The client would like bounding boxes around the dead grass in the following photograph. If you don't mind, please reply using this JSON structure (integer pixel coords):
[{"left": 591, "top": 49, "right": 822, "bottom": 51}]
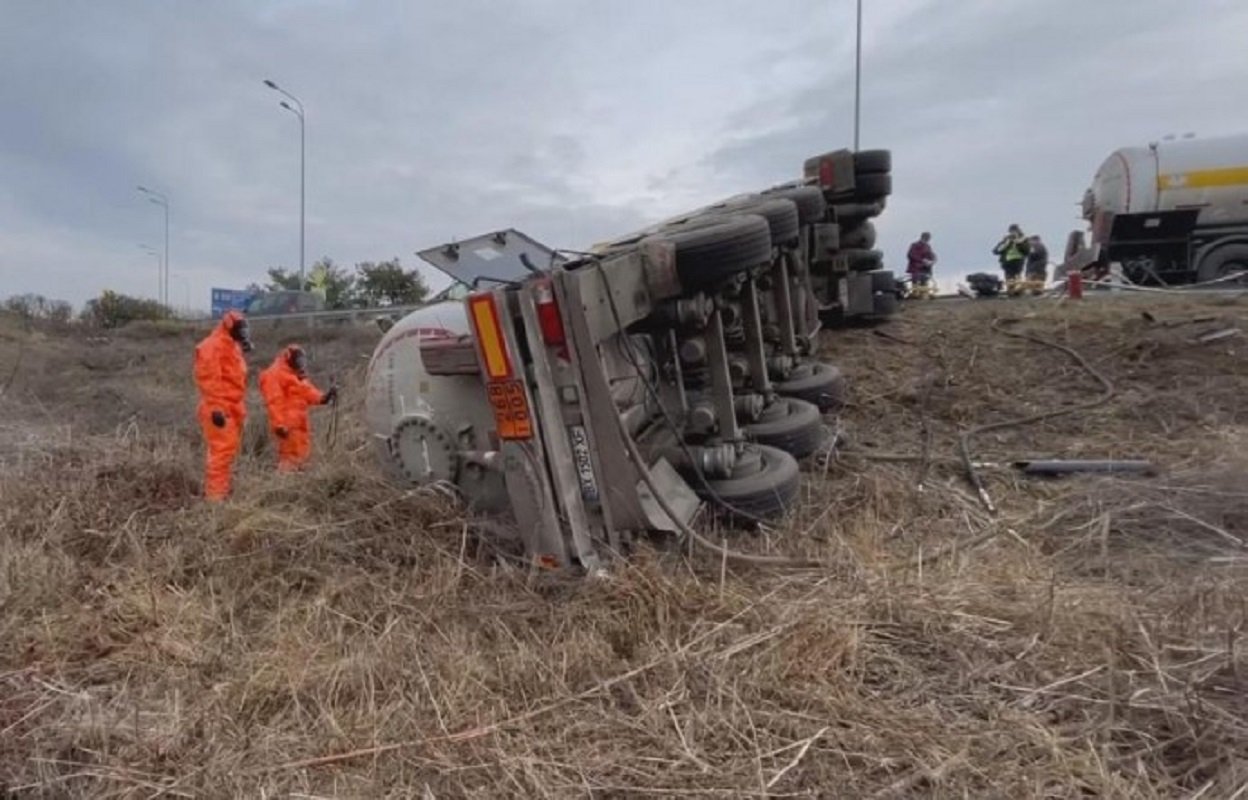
[{"left": 1, "top": 296, "right": 1247, "bottom": 797}]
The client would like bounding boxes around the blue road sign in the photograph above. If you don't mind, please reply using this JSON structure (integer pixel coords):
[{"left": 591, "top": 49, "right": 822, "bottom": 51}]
[{"left": 210, "top": 288, "right": 255, "bottom": 319}]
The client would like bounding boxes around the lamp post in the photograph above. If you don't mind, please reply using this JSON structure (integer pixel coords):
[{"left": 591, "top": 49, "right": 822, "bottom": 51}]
[
  {"left": 136, "top": 186, "right": 169, "bottom": 305},
  {"left": 139, "top": 244, "right": 161, "bottom": 301},
  {"left": 264, "top": 78, "right": 306, "bottom": 286},
  {"left": 853, "top": 0, "right": 863, "bottom": 151}
]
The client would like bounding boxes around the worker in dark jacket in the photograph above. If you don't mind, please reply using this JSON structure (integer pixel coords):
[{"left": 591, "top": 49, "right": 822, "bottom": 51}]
[
  {"left": 1024, "top": 235, "right": 1049, "bottom": 294},
  {"left": 992, "top": 224, "right": 1030, "bottom": 296},
  {"left": 906, "top": 232, "right": 937, "bottom": 299}
]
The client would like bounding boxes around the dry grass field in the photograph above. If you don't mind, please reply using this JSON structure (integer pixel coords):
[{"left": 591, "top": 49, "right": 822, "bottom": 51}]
[{"left": 1, "top": 293, "right": 1246, "bottom": 798}]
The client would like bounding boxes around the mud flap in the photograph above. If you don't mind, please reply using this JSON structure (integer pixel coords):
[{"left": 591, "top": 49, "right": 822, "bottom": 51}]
[{"left": 635, "top": 457, "right": 701, "bottom": 533}]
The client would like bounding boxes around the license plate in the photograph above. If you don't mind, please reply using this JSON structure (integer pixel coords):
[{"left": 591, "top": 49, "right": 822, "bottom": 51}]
[{"left": 568, "top": 424, "right": 599, "bottom": 502}]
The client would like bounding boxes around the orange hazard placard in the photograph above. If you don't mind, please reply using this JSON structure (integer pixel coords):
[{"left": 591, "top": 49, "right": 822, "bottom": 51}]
[{"left": 487, "top": 380, "right": 534, "bottom": 440}]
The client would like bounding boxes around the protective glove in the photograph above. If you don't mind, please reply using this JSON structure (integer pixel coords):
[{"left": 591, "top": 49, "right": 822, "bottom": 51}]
[
  {"left": 322, "top": 386, "right": 339, "bottom": 406},
  {"left": 275, "top": 426, "right": 289, "bottom": 439},
  {"left": 211, "top": 410, "right": 226, "bottom": 429}
]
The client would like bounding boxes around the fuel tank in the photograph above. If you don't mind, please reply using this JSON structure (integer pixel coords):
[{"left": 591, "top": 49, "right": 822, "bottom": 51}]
[
  {"left": 363, "top": 301, "right": 509, "bottom": 511},
  {"left": 1085, "top": 133, "right": 1248, "bottom": 231}
]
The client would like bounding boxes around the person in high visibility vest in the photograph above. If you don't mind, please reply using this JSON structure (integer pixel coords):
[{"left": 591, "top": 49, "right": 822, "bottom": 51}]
[
  {"left": 992, "top": 224, "right": 1031, "bottom": 296},
  {"left": 307, "top": 261, "right": 329, "bottom": 305}
]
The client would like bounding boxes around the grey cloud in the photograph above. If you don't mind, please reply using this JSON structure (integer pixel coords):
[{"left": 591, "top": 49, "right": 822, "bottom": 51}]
[
  {"left": 1, "top": 0, "right": 1245, "bottom": 306},
  {"left": 696, "top": 0, "right": 1248, "bottom": 282}
]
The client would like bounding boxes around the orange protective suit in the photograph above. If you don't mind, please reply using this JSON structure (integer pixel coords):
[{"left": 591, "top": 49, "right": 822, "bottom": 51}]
[
  {"left": 258, "top": 345, "right": 326, "bottom": 471},
  {"left": 194, "top": 311, "right": 249, "bottom": 500}
]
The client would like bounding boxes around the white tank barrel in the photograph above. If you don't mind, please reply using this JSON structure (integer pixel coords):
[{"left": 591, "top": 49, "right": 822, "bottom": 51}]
[
  {"left": 1087, "top": 133, "right": 1248, "bottom": 227},
  {"left": 1074, "top": 133, "right": 1248, "bottom": 285},
  {"left": 364, "top": 301, "right": 510, "bottom": 512}
]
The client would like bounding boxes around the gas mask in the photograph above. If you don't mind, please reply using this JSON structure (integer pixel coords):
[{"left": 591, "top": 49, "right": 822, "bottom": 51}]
[
  {"left": 287, "top": 346, "right": 307, "bottom": 377},
  {"left": 230, "top": 317, "right": 254, "bottom": 352}
]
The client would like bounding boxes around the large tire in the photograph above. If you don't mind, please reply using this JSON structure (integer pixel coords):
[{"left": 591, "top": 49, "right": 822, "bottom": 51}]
[
  {"left": 1195, "top": 243, "right": 1248, "bottom": 286},
  {"left": 842, "top": 248, "right": 884, "bottom": 271},
  {"left": 967, "top": 273, "right": 1003, "bottom": 297},
  {"left": 743, "top": 397, "right": 824, "bottom": 459},
  {"left": 773, "top": 361, "right": 847, "bottom": 411},
  {"left": 760, "top": 185, "right": 828, "bottom": 224},
  {"left": 695, "top": 444, "right": 800, "bottom": 522},
  {"left": 716, "top": 198, "right": 801, "bottom": 246},
  {"left": 869, "top": 270, "right": 899, "bottom": 316},
  {"left": 644, "top": 215, "right": 773, "bottom": 290},
  {"left": 839, "top": 220, "right": 877, "bottom": 249},
  {"left": 853, "top": 172, "right": 892, "bottom": 200},
  {"left": 853, "top": 149, "right": 891, "bottom": 175},
  {"left": 829, "top": 201, "right": 884, "bottom": 223},
  {"left": 872, "top": 292, "right": 898, "bottom": 317},
  {"left": 870, "top": 269, "right": 896, "bottom": 292}
]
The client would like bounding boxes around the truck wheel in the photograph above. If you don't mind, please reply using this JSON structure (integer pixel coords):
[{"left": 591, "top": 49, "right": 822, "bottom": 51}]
[
  {"left": 644, "top": 215, "right": 773, "bottom": 289},
  {"left": 773, "top": 361, "right": 847, "bottom": 411},
  {"left": 872, "top": 292, "right": 899, "bottom": 317},
  {"left": 714, "top": 198, "right": 801, "bottom": 247},
  {"left": 870, "top": 269, "right": 896, "bottom": 292},
  {"left": 759, "top": 186, "right": 828, "bottom": 224},
  {"left": 839, "top": 220, "right": 877, "bottom": 249},
  {"left": 743, "top": 396, "right": 824, "bottom": 459},
  {"left": 853, "top": 173, "right": 892, "bottom": 200},
  {"left": 967, "top": 273, "right": 1003, "bottom": 297},
  {"left": 695, "top": 443, "right": 800, "bottom": 522},
  {"left": 869, "top": 270, "right": 899, "bottom": 316},
  {"left": 829, "top": 201, "right": 883, "bottom": 223},
  {"left": 853, "top": 149, "right": 891, "bottom": 175},
  {"left": 1196, "top": 244, "right": 1248, "bottom": 286},
  {"left": 842, "top": 248, "right": 884, "bottom": 271}
]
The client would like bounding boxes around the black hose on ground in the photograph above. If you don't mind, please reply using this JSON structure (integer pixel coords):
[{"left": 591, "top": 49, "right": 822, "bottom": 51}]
[{"left": 958, "top": 318, "right": 1116, "bottom": 513}]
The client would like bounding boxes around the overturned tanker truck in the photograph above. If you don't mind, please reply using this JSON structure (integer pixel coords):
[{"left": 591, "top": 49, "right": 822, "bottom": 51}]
[{"left": 364, "top": 148, "right": 894, "bottom": 570}]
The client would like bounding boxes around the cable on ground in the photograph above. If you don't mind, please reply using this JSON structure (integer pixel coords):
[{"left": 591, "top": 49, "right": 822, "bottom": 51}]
[{"left": 958, "top": 318, "right": 1116, "bottom": 513}]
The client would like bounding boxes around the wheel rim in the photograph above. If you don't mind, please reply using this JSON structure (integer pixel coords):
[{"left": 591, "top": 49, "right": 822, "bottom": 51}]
[
  {"left": 755, "top": 398, "right": 792, "bottom": 424},
  {"left": 730, "top": 446, "right": 765, "bottom": 478},
  {"left": 1216, "top": 260, "right": 1248, "bottom": 285}
]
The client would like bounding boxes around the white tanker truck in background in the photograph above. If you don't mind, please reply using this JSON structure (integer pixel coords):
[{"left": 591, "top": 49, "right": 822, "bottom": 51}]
[
  {"left": 1066, "top": 132, "right": 1248, "bottom": 286},
  {"left": 364, "top": 147, "right": 896, "bottom": 571}
]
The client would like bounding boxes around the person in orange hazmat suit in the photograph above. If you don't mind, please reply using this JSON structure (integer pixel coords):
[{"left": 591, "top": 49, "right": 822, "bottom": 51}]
[
  {"left": 194, "top": 310, "right": 252, "bottom": 500},
  {"left": 258, "top": 344, "right": 337, "bottom": 471}
]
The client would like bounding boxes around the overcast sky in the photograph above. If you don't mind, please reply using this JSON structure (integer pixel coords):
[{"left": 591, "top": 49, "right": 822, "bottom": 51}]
[{"left": 2, "top": 0, "right": 1246, "bottom": 309}]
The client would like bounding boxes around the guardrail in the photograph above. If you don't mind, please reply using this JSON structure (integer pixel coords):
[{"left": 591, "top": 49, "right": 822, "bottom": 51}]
[
  {"left": 245, "top": 304, "right": 427, "bottom": 324},
  {"left": 189, "top": 304, "right": 428, "bottom": 327}
]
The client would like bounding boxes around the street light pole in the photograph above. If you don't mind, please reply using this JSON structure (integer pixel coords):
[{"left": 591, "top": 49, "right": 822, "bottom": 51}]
[
  {"left": 137, "top": 186, "right": 169, "bottom": 305},
  {"left": 853, "top": 0, "right": 863, "bottom": 151},
  {"left": 139, "top": 244, "right": 161, "bottom": 301},
  {"left": 264, "top": 79, "right": 306, "bottom": 286}
]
